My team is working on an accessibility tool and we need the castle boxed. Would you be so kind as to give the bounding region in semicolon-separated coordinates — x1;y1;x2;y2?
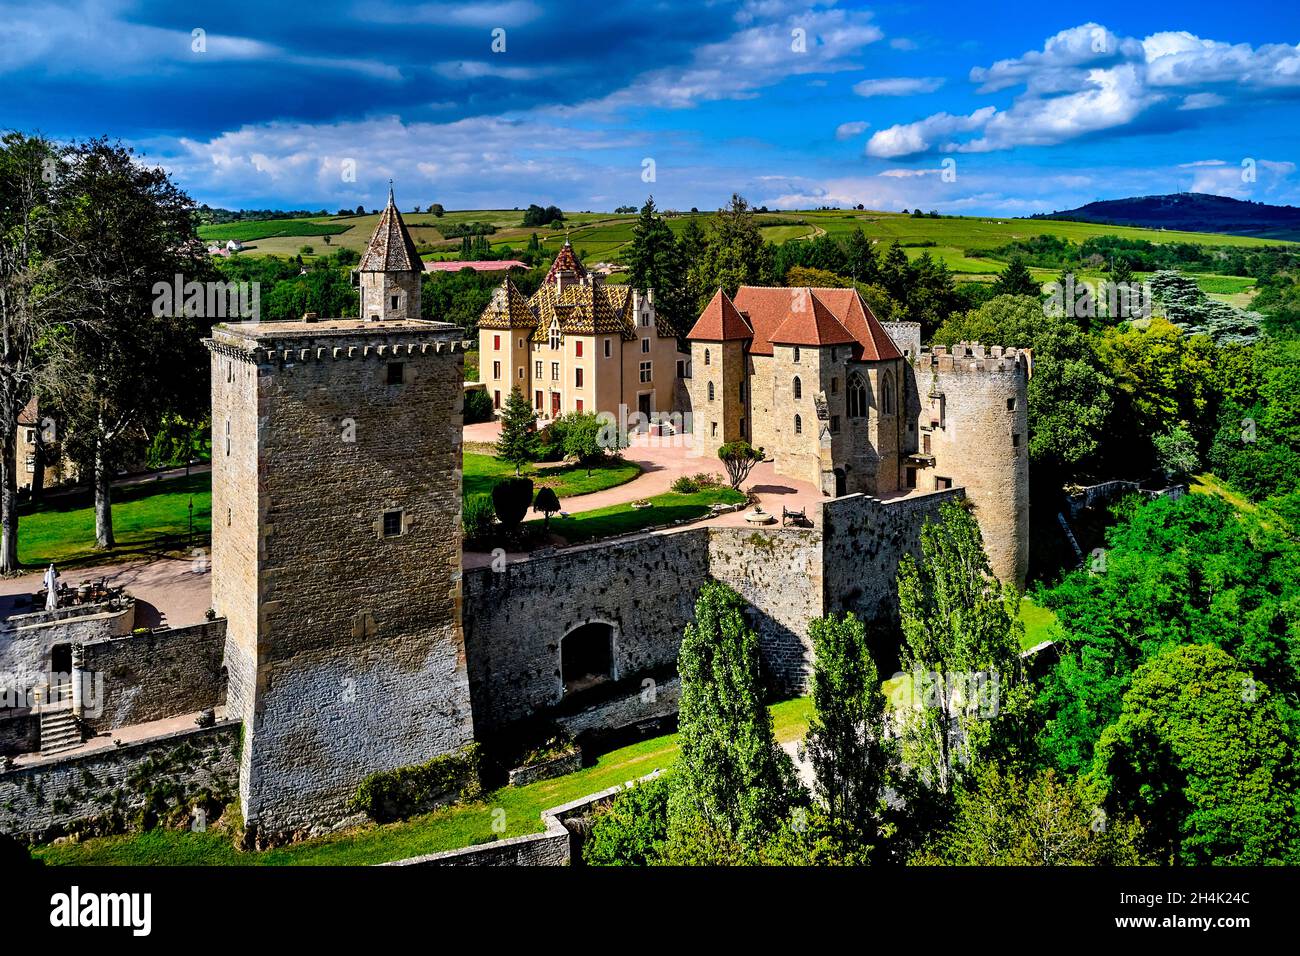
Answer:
0;196;1029;847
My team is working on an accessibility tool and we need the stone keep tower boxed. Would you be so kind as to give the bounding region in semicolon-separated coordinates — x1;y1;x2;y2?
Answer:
687;289;752;454
357;188;423;322
205;303;474;837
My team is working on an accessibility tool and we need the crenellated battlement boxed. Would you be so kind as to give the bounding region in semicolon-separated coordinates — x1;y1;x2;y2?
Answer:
916;342;1032;375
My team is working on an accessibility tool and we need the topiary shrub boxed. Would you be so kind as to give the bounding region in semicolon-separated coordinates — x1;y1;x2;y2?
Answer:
463;493;495;539
492;477;534;529
463;388;495;425
349;744;482;823
534;486;561;529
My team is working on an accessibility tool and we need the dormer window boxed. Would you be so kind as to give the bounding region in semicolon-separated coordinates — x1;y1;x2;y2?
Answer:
549;320;561;350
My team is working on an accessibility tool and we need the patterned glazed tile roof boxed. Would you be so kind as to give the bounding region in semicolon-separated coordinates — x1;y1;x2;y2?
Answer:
478;277;535;330
687;288;753;341
544;240;587;284
358;189;422;273
528;281;636;341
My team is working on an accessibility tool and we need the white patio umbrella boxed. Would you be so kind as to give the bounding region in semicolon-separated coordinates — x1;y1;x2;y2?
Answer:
43;563;59;611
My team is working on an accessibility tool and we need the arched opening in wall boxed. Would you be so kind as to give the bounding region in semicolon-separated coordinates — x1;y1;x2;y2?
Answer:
882;370;896;415
561;622;614;697
834;468;847;497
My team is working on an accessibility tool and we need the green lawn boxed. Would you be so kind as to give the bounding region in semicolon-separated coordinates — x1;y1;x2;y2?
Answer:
1019;596;1058;650
35;696;812;866
535;488;746;544
17;472;211;568
463;452;641;500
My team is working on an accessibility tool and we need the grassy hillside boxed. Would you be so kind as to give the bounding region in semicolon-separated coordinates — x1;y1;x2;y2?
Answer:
201;207;1294;304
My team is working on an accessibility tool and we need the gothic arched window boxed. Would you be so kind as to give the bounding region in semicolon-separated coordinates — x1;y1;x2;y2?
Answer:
882;369;896;415
794;414;802;434
847;373;867;418
793;376;802;400
708;381;715;401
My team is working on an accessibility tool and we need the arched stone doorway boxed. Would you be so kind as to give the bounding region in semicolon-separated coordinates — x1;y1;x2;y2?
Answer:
561;621;616;697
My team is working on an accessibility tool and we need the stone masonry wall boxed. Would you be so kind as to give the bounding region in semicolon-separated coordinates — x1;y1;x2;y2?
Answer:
463;531;710;733
1;601;135;707
0;721;240;843
708;527;823;693
78;619;227;733
821;489;965;628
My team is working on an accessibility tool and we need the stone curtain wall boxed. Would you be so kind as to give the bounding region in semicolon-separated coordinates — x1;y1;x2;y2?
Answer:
463;531;711;732
0;721;240;843
820;490;964;628
463;491;968;731
78;619;228;733
708;527;823;692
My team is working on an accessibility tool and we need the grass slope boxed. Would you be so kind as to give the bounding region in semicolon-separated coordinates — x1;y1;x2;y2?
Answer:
35;697;813;866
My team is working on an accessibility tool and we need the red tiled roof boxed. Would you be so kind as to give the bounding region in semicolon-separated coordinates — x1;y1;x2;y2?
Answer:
807;287;903;361
424;260;526;272
359;189;422;273
544;241;586;284
770;292;856;347
686;288;753;341
712;286;903;361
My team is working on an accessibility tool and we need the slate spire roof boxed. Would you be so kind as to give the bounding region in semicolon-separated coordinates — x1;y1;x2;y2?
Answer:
359;187;422;273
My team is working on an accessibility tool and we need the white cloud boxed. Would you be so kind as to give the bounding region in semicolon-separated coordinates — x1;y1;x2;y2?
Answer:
890;38;917;51
868;22;1300;159
865;107;995;158
835;120;871;140
878;168;942;178
1178;92;1226;110
853;76;944;97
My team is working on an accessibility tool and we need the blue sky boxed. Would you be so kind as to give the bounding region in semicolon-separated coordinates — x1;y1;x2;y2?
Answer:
3;0;1299;215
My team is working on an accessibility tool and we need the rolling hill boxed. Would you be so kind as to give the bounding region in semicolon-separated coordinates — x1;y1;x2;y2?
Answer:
1032;193;1300;242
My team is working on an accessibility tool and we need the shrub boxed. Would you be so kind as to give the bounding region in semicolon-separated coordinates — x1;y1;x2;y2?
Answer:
492;477;534;529
534;486;561;529
584;773;673;866
463;493;495;539
463;389;495;425
349;745;482;823
671;472;723;494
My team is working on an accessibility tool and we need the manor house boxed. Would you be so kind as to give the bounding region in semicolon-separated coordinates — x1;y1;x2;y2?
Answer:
477;242;686;422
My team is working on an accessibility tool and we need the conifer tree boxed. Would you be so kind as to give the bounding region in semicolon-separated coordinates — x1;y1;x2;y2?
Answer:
992;255;1039;297
495;386;537;475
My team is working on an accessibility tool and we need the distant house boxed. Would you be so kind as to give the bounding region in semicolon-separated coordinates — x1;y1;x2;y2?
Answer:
16;397;69;493
424;260;527;274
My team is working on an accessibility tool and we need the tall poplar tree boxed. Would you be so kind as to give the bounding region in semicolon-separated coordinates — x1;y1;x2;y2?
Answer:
671;580;799;847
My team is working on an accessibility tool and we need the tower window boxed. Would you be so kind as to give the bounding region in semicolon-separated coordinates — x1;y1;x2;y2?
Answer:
604;338;612;358
793;346;801;363
390;295;400;311
642;338;650;354
847;373;866;418
793;376;802;400
708;381;715;401
1012;433;1020;448
794;414;802;434
224;418;231;456
382;510;403;537
1007;397;1016;411
387;362;404;385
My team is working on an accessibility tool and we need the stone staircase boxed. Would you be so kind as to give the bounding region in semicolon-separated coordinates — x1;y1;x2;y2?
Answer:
39;706;82;756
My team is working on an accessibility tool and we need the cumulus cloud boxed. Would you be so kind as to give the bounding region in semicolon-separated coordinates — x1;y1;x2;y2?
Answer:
865;107;995;158
874;21;1300;158
835;120;871;140
853;76;944;97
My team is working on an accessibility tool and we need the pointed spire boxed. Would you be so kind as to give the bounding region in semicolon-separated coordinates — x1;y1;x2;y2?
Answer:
360;185;421;273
